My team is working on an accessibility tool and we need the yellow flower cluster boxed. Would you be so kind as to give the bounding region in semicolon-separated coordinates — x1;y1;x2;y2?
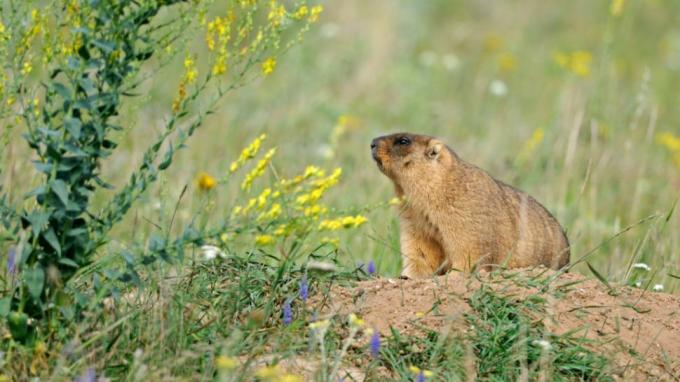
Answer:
295;168;342;205
262;57;277;75
173;55;198;112
267;1;286;28
255;234;275;246
309;5;324;22
230;134;266;172
206;14;232;75
554;50;592;77
656;132;680;168
318;215;368;231
242;148;277;190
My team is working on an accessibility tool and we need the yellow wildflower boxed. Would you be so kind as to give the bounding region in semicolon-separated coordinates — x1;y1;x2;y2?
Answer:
656;132;680;152
319;215;368;231
262;57;277;75
241;148;277;190
230;134;266;172
309;5;324;22
497;52;516;72
21;61;33;75
255;235;275;246
212;55;227;75
610;0;625;17
554;50;592;77
257;188;272;208
273;224;288;236
293;5;309;20
220;233;229;243
197;172;217;191
215;355;238;369
349;313;365;328
183;55;198;82
415;311;425;318
303;204;327;217
408;366;434;378
268;2;286;27
257;203;282;221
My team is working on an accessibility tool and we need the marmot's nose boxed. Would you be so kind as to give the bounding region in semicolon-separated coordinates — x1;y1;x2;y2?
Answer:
370;139;378;150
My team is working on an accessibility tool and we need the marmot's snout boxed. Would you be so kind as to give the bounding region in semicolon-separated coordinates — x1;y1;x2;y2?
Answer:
370;136;386;169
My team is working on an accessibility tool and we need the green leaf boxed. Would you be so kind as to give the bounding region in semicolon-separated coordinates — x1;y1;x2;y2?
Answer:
50;179;70;206
43;228;62;255
586;262;612;291
52;82;71;99
24;267;45;300
668;273;680;280
25;211;50;236
58;258;79;268
65;118;82;139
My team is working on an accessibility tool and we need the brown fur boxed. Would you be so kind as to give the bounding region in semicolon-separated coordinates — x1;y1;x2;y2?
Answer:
371;133;570;278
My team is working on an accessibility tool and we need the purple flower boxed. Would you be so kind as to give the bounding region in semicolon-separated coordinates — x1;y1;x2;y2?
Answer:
7;247;16;274
282;299;292;325
74;368;96;382
367;260;376;275
369;331;380;358
416;371;425;382
299;275;308;302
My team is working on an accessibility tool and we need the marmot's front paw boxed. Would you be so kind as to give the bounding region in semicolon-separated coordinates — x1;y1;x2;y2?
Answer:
399;274;410;280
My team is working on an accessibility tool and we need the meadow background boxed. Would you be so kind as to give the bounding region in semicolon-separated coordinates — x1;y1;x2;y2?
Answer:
1;0;680;380
92;0;680;290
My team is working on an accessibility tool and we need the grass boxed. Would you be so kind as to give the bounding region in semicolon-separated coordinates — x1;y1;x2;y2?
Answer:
1;0;680;380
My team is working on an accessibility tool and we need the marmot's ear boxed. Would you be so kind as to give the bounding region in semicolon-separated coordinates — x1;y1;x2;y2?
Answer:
427;141;443;160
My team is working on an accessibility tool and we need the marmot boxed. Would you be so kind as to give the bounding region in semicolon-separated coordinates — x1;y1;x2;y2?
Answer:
371;133;570;278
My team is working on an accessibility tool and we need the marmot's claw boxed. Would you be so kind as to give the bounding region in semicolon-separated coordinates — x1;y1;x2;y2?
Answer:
399;275;410;280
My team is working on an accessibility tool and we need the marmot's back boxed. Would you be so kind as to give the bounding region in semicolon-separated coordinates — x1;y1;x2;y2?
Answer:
494;179;570;269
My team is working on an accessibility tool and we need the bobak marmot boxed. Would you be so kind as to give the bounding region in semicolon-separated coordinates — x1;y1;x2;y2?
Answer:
371;133;570;278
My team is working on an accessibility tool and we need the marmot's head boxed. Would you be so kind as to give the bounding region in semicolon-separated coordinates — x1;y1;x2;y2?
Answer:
371;133;449;187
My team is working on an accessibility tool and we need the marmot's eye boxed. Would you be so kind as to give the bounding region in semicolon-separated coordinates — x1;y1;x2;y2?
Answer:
396;137;411;145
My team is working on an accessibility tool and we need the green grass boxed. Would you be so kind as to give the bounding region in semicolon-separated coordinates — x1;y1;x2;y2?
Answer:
1;0;680;380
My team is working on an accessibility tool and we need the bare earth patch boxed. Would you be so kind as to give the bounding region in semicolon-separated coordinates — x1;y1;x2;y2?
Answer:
313;268;680;380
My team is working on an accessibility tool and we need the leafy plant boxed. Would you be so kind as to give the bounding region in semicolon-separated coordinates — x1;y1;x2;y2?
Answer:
0;0;322;340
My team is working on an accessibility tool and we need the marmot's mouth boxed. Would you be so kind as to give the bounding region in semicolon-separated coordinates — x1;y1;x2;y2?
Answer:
371;151;383;168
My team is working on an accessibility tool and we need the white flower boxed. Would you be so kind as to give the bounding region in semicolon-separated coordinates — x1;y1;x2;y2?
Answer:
634;281;642;288
532;339;552;350
201;245;225;260
489;80;508;97
652;284;664;292
442;53;461;71
632;263;651;271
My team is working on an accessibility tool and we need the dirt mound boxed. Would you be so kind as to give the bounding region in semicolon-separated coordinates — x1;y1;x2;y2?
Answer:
316;268;680;380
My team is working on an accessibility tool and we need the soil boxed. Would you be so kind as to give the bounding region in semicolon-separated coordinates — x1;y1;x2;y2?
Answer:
313;268;680;381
